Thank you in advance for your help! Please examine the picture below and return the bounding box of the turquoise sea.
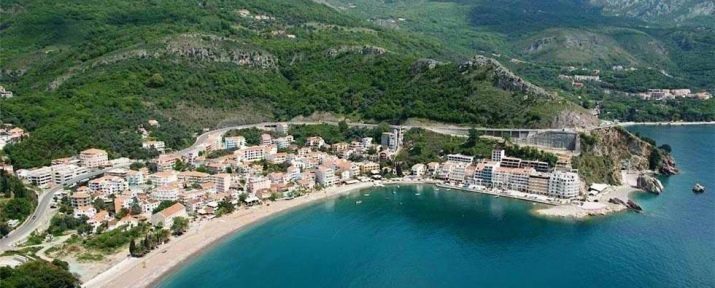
[158,126,715,288]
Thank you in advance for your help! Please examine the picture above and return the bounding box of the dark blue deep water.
[159,126,715,288]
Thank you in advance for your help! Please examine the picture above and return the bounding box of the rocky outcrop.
[326,45,387,58]
[410,58,443,75]
[165,34,276,68]
[550,109,599,129]
[637,174,664,194]
[659,156,679,175]
[574,127,678,185]
[626,199,643,211]
[458,55,556,99]
[49,33,277,90]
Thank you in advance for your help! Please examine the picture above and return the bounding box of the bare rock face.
[637,174,664,194]
[326,45,387,58]
[458,55,556,100]
[550,109,599,129]
[659,156,679,175]
[410,59,443,75]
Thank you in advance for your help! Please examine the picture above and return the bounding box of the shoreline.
[616,121,715,127]
[83,179,643,287]
[84,181,376,288]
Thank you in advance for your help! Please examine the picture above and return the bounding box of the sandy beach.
[83,181,375,288]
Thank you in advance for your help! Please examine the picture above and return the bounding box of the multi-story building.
[152,183,180,201]
[260,133,273,145]
[156,154,181,172]
[527,172,551,196]
[178,171,210,185]
[142,141,166,153]
[88,176,128,196]
[474,161,499,187]
[316,165,335,187]
[492,167,532,192]
[26,167,53,187]
[52,164,89,185]
[286,165,300,181]
[126,171,145,186]
[548,171,580,198]
[224,136,246,150]
[521,160,550,173]
[212,173,232,193]
[447,163,469,183]
[79,148,109,168]
[235,145,276,162]
[381,129,401,151]
[500,157,522,168]
[447,154,474,164]
[247,176,271,194]
[491,149,505,162]
[273,136,293,149]
[71,190,92,208]
[306,136,325,148]
[148,171,178,187]
[411,164,426,176]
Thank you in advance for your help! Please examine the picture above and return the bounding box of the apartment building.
[79,148,109,168]
[88,176,128,196]
[316,165,335,187]
[224,136,246,150]
[71,191,92,208]
[548,171,580,199]
[212,173,232,193]
[447,154,474,164]
[152,183,180,201]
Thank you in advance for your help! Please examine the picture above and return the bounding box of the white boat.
[415,192,421,196]
[355,200,362,204]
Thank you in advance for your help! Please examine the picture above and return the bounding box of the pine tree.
[129,239,136,257]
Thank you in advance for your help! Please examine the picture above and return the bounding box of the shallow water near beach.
[158,126,715,288]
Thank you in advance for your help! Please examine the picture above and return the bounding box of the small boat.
[355,200,362,204]
[415,192,421,196]
[364,193,370,196]
[693,183,705,193]
[495,195,500,198]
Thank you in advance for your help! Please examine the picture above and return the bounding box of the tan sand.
[83,181,375,288]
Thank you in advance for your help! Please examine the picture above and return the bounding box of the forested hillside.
[320,0,715,123]
[0,0,586,168]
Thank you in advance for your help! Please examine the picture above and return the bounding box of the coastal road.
[0,164,129,251]
[176,120,573,156]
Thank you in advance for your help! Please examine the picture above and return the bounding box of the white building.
[88,176,128,196]
[316,165,335,187]
[447,154,474,164]
[26,167,53,187]
[548,171,580,198]
[491,149,505,162]
[411,164,426,176]
[142,141,166,153]
[79,148,110,168]
[224,136,246,150]
[152,184,180,201]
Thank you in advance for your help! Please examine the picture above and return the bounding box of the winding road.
[0,164,129,251]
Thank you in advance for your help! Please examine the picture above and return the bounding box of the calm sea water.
[158,126,715,288]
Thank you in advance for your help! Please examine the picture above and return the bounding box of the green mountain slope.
[321,0,715,90]
[0,0,587,168]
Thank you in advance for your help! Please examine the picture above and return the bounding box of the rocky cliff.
[573,126,678,185]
